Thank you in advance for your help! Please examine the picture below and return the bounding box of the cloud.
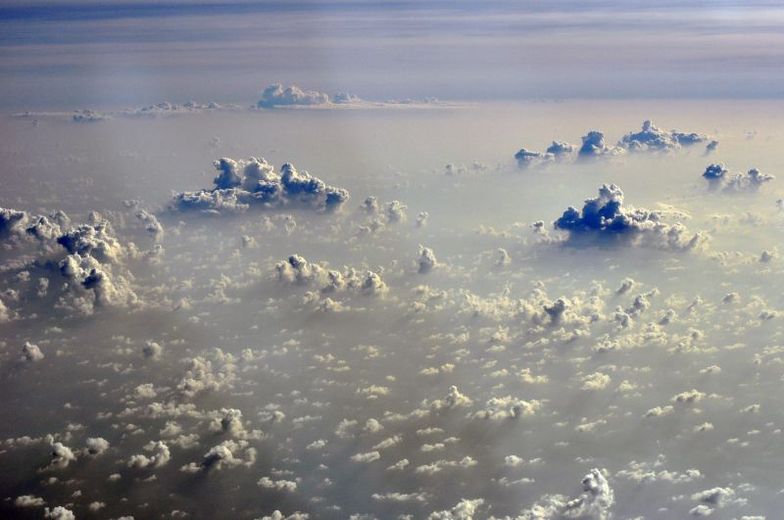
[514,148,553,169]
[257,476,298,492]
[578,131,623,158]
[21,341,44,361]
[426,385,473,412]
[619,120,709,152]
[43,442,77,471]
[257,84,333,108]
[172,158,350,214]
[44,507,75,520]
[702,163,774,193]
[181,439,256,472]
[84,437,110,456]
[417,245,438,274]
[255,512,309,520]
[275,254,388,297]
[14,495,46,508]
[553,184,706,251]
[72,109,110,123]
[515,141,576,169]
[427,498,485,519]
[515,468,614,520]
[472,395,541,420]
[128,440,171,469]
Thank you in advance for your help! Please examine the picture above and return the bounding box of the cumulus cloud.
[417,245,438,274]
[426,498,484,519]
[516,121,709,168]
[426,385,473,412]
[275,254,388,297]
[702,163,774,193]
[257,84,333,108]
[181,440,256,472]
[84,437,110,456]
[578,131,623,158]
[44,507,76,520]
[172,157,350,214]
[515,468,614,520]
[0,206,154,316]
[14,495,46,508]
[43,442,77,471]
[128,440,171,469]
[619,120,709,152]
[515,141,576,169]
[553,184,706,251]
[472,395,541,420]
[21,341,44,361]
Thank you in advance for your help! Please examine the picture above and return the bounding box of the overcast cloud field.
[2,2,784,520]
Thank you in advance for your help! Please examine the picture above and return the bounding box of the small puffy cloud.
[427,385,473,412]
[350,450,381,463]
[546,140,576,158]
[181,439,256,472]
[14,495,46,508]
[426,498,484,519]
[255,512,310,520]
[257,476,298,492]
[128,440,171,469]
[515,141,576,169]
[691,486,736,507]
[581,372,611,390]
[43,442,77,470]
[514,148,552,169]
[72,109,110,123]
[472,395,540,420]
[84,437,110,456]
[143,341,163,359]
[21,341,44,361]
[517,468,614,520]
[276,254,388,297]
[44,507,76,520]
[702,163,774,193]
[417,245,438,274]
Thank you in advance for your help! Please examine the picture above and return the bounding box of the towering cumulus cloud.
[554,184,705,250]
[172,157,350,214]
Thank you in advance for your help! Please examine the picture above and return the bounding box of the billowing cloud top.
[554,184,705,251]
[172,157,350,214]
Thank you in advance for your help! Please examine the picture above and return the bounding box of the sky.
[2,1,784,108]
[2,2,784,520]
